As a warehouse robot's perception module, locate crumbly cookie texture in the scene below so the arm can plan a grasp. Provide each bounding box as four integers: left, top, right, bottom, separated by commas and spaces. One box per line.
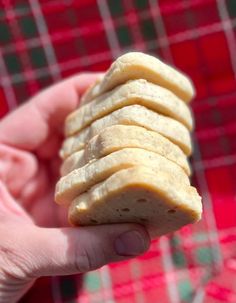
55, 148, 190, 205
68, 166, 202, 239
65, 79, 193, 136
81, 52, 195, 104
61, 124, 190, 176
62, 105, 192, 157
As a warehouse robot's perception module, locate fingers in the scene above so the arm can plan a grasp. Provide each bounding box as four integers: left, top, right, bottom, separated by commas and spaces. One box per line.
0, 144, 37, 197
23, 224, 150, 277
0, 73, 102, 151
0, 220, 149, 302
0, 181, 33, 223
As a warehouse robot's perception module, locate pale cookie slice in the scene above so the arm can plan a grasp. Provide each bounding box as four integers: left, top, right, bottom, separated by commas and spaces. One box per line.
65, 79, 193, 136
56, 148, 190, 205
62, 105, 192, 157
61, 125, 191, 176
68, 166, 202, 239
81, 52, 195, 104
60, 146, 190, 177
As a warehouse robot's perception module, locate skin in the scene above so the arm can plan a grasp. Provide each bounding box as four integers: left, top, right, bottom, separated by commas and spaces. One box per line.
0, 73, 150, 303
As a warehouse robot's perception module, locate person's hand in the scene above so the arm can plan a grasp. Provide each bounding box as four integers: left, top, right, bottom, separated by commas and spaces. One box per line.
0, 73, 150, 303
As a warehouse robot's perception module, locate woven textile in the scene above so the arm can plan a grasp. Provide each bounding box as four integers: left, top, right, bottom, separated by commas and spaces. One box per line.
1, 0, 236, 302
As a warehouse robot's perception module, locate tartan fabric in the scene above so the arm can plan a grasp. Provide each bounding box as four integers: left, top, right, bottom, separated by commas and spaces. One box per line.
1, 0, 236, 302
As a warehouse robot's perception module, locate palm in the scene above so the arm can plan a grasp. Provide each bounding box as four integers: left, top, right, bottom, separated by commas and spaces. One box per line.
0, 74, 101, 228
22, 147, 66, 227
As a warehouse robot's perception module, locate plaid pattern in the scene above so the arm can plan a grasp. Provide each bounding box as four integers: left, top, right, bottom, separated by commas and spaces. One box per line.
1, 0, 236, 302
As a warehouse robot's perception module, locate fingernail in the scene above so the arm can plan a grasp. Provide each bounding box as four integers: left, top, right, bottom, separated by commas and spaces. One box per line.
115, 231, 149, 256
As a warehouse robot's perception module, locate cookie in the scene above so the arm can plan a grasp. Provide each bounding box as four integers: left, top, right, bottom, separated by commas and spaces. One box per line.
56, 148, 190, 205
68, 166, 202, 238
62, 105, 192, 158
65, 79, 193, 136
81, 52, 195, 104
61, 125, 190, 176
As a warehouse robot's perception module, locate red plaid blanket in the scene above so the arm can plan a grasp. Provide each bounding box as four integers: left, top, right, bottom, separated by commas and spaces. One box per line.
1, 0, 236, 302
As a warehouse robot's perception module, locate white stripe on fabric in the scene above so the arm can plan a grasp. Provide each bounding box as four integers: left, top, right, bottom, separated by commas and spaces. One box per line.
0, 51, 17, 110
159, 237, 180, 303
192, 137, 223, 269
194, 152, 236, 170
97, 0, 121, 58
99, 266, 116, 303
149, 0, 174, 63
192, 288, 205, 303
28, 0, 61, 82
130, 259, 146, 303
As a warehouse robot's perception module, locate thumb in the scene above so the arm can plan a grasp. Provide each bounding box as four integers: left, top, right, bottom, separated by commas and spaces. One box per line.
25, 224, 150, 277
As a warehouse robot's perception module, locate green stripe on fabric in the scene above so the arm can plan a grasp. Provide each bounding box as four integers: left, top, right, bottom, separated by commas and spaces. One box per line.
60, 276, 78, 300
141, 19, 157, 40
84, 271, 101, 292
172, 251, 187, 267
134, 0, 149, 10
117, 25, 133, 46
15, 3, 29, 9
226, 0, 236, 18
4, 53, 22, 73
178, 280, 193, 302
170, 236, 187, 267
19, 16, 38, 38
195, 247, 214, 265
0, 23, 12, 43
170, 235, 181, 247
29, 47, 47, 68
108, 0, 123, 16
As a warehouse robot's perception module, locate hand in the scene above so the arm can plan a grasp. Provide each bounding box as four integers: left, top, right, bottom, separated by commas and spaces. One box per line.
0, 73, 150, 303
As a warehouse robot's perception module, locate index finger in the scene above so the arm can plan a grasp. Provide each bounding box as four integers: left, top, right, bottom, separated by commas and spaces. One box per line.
0, 73, 102, 150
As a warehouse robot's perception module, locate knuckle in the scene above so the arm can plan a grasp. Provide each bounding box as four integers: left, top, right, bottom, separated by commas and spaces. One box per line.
75, 248, 93, 273
75, 246, 107, 273
0, 244, 32, 281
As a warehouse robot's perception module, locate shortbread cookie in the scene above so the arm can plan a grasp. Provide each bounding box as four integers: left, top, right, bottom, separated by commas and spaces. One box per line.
68, 166, 202, 238
81, 52, 195, 104
62, 105, 192, 157
56, 148, 190, 205
61, 125, 190, 176
65, 79, 193, 136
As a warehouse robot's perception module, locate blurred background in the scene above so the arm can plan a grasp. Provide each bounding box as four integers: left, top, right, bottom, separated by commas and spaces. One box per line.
1, 0, 236, 302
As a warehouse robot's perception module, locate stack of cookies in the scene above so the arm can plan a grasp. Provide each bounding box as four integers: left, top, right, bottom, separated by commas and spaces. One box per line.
55, 52, 202, 239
